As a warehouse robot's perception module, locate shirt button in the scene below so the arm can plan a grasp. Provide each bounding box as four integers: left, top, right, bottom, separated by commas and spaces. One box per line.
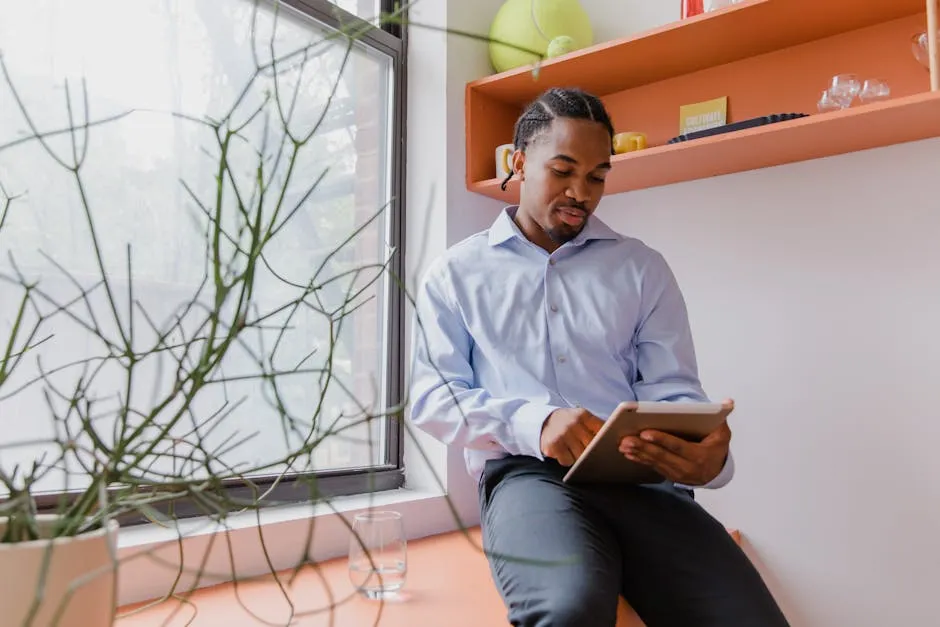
550, 304, 558, 312
557, 355, 566, 363
548, 258, 556, 266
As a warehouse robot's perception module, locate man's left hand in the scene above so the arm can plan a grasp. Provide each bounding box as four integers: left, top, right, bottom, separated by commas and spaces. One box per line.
618, 419, 731, 486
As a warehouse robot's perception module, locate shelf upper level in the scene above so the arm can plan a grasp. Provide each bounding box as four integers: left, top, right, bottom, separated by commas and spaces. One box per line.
468, 0, 929, 104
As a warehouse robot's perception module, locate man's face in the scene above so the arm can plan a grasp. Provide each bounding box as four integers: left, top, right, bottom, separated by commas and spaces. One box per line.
512, 117, 612, 245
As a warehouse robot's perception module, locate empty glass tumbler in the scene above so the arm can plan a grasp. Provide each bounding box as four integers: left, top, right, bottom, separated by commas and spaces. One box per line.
858, 78, 891, 103
348, 510, 407, 599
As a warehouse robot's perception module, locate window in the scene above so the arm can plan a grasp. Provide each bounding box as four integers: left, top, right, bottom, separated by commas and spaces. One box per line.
0, 0, 406, 518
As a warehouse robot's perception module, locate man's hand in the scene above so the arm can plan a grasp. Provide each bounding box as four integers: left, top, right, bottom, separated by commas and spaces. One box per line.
540, 408, 604, 466
618, 408, 732, 486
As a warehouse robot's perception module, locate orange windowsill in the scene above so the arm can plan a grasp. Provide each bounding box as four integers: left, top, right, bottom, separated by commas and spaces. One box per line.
116, 528, 511, 627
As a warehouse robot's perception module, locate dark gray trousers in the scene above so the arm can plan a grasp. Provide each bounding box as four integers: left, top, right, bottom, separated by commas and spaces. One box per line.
478, 455, 790, 627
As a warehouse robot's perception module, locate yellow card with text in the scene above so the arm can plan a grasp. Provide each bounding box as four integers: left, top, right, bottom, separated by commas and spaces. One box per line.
679, 97, 728, 135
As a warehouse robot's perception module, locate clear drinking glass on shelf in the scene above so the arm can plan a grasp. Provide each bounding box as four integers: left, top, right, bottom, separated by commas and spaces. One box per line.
817, 90, 843, 113
829, 73, 861, 105
348, 510, 407, 600
912, 31, 940, 70
858, 78, 891, 103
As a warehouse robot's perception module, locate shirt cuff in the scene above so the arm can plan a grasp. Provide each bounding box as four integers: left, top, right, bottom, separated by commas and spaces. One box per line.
510, 403, 560, 460
675, 449, 735, 490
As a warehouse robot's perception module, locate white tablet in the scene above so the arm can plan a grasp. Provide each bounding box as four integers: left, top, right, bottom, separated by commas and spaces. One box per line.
562, 400, 733, 485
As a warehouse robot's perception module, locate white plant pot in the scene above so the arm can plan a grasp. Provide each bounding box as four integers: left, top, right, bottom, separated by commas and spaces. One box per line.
0, 515, 119, 627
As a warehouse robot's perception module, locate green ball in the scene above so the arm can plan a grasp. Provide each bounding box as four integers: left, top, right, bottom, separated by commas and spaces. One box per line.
488, 0, 593, 73
547, 35, 576, 58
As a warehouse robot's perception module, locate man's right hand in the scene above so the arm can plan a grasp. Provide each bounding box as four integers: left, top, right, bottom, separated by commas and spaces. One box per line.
539, 408, 604, 466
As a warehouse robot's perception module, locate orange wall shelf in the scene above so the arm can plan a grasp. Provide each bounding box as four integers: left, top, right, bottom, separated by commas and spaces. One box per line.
465, 0, 940, 202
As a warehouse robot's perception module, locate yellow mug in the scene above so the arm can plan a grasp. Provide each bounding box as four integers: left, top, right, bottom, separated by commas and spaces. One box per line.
613, 132, 648, 154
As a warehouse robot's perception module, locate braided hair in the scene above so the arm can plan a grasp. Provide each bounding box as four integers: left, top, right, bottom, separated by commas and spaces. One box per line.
500, 87, 615, 191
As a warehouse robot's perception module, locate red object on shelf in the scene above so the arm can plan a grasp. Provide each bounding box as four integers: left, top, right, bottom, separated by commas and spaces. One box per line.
682, 0, 704, 18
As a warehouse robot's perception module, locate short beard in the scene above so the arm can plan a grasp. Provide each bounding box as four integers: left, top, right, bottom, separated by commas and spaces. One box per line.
545, 219, 586, 244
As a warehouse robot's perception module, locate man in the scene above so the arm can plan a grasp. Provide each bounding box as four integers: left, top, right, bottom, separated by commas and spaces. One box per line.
408, 87, 789, 626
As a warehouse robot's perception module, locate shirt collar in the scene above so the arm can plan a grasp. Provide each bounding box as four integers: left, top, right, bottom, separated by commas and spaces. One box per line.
487, 205, 621, 248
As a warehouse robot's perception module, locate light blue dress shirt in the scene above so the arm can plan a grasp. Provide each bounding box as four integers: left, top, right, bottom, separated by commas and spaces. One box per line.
408, 207, 733, 489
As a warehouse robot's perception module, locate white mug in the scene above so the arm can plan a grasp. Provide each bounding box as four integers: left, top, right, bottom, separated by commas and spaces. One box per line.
703, 0, 733, 11
495, 143, 514, 179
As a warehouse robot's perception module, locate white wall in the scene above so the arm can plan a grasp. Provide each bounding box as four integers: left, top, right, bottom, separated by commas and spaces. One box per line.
600, 140, 940, 627
580, 0, 678, 43
401, 0, 505, 530
430, 1, 940, 625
